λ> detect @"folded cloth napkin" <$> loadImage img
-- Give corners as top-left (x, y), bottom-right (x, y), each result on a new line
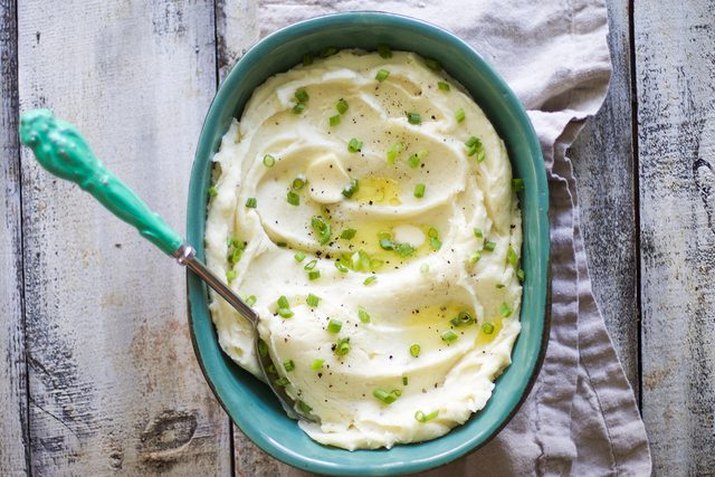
top-left (238, 1), bottom-right (651, 473)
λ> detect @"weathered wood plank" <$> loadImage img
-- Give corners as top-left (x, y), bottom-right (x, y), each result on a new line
top-left (569, 0), bottom-right (640, 395)
top-left (0, 0), bottom-right (30, 475)
top-left (17, 1), bottom-right (231, 474)
top-left (635, 0), bottom-right (715, 474)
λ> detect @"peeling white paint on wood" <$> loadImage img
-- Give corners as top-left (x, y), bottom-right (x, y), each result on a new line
top-left (635, 0), bottom-right (715, 475)
top-left (15, 1), bottom-right (230, 475)
top-left (570, 0), bottom-right (640, 393)
top-left (0, 0), bottom-right (30, 474)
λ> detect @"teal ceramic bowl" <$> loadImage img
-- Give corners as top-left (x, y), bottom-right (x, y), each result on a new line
top-left (187, 11), bottom-right (549, 476)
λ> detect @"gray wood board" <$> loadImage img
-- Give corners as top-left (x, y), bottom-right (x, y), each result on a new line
top-left (635, 0), bottom-right (715, 474)
top-left (569, 0), bottom-right (640, 395)
top-left (0, 0), bottom-right (30, 474)
top-left (16, 1), bottom-right (231, 474)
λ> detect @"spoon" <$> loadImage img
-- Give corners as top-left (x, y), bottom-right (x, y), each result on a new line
top-left (18, 109), bottom-right (314, 422)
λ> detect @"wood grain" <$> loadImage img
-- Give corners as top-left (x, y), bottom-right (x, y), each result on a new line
top-left (569, 0), bottom-right (640, 394)
top-left (0, 0), bottom-right (30, 475)
top-left (635, 0), bottom-right (715, 474)
top-left (16, 1), bottom-right (230, 475)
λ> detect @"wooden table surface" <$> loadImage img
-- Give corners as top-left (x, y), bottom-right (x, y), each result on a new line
top-left (1, 1), bottom-right (713, 475)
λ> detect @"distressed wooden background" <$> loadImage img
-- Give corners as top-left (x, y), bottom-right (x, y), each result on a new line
top-left (1, 0), bottom-right (713, 475)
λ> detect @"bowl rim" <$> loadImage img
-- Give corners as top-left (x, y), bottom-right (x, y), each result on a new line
top-left (186, 10), bottom-right (550, 476)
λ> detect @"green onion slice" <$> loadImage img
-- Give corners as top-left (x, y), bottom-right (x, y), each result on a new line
top-left (308, 270), bottom-right (321, 281)
top-left (310, 215), bottom-right (332, 245)
top-left (455, 108), bottom-right (465, 123)
top-left (415, 410), bottom-right (439, 423)
top-left (286, 190), bottom-right (300, 206)
top-left (225, 270), bottom-right (236, 283)
top-left (292, 175), bottom-right (307, 190)
top-left (310, 359), bottom-right (324, 370)
top-left (294, 88), bottom-right (309, 103)
top-left (306, 293), bottom-right (320, 307)
top-left (484, 240), bottom-right (496, 252)
top-left (336, 98), bottom-right (349, 114)
top-left (294, 251), bottom-right (306, 262)
top-left (245, 197), bottom-right (257, 208)
top-left (375, 68), bottom-right (390, 82)
top-left (407, 112), bottom-right (422, 125)
top-left (414, 183), bottom-right (426, 198)
top-left (507, 245), bottom-right (519, 267)
top-left (283, 360), bottom-right (295, 372)
top-left (329, 114), bottom-right (341, 127)
top-left (262, 154), bottom-right (276, 167)
top-left (373, 388), bottom-right (401, 404)
top-left (437, 81), bottom-right (450, 92)
top-left (482, 322), bottom-right (495, 335)
top-left (341, 178), bottom-right (360, 198)
top-left (441, 329), bottom-right (459, 343)
top-left (358, 306), bottom-right (370, 323)
top-left (499, 302), bottom-right (513, 317)
top-left (347, 138), bottom-right (363, 153)
top-left (340, 228), bottom-right (357, 240)
top-left (410, 343), bottom-right (421, 358)
top-left (327, 318), bottom-right (343, 334)
top-left (377, 44), bottom-right (392, 58)
top-left (334, 337), bottom-right (350, 356)
top-left (363, 275), bottom-right (377, 286)
top-left (512, 178), bottom-right (525, 192)
top-left (292, 102), bottom-right (305, 114)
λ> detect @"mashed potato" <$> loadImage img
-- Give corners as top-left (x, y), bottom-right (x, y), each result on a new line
top-left (205, 49), bottom-right (522, 450)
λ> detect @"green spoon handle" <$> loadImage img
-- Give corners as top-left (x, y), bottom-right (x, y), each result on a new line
top-left (18, 109), bottom-right (182, 256)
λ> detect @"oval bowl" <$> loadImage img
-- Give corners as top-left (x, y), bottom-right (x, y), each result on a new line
top-left (187, 11), bottom-right (549, 476)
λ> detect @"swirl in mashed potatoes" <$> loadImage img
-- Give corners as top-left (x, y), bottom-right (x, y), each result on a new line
top-left (205, 49), bottom-right (523, 450)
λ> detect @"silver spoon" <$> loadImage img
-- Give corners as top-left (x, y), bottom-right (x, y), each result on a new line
top-left (19, 109), bottom-right (313, 422)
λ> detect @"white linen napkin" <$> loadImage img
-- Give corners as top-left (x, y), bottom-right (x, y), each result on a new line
top-left (239, 1), bottom-right (651, 473)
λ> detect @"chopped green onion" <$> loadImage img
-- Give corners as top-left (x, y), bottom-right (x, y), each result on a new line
top-left (320, 47), bottom-right (338, 58)
top-left (430, 237), bottom-right (442, 251)
top-left (347, 138), bottom-right (363, 153)
top-left (306, 293), bottom-right (320, 307)
top-left (245, 197), bottom-right (257, 208)
top-left (373, 388), bottom-right (401, 404)
top-left (327, 318), bottom-right (343, 334)
top-left (257, 339), bottom-right (268, 357)
top-left (329, 114), bottom-right (341, 127)
top-left (336, 98), bottom-right (349, 114)
top-left (465, 136), bottom-right (479, 147)
top-left (287, 190), bottom-right (300, 206)
top-left (207, 186), bottom-right (217, 198)
top-left (496, 283), bottom-right (505, 289)
top-left (334, 337), bottom-right (350, 356)
top-left (482, 322), bottom-right (495, 335)
top-left (358, 306), bottom-right (371, 323)
top-left (423, 57), bottom-right (441, 71)
top-left (453, 311), bottom-right (475, 326)
top-left (415, 410), bottom-right (439, 423)
top-left (410, 343), bottom-right (421, 358)
top-left (276, 241), bottom-right (287, 248)
top-left (292, 102), bottom-right (306, 114)
top-left (377, 44), bottom-right (392, 58)
top-left (437, 81), bottom-right (450, 92)
top-left (294, 88), bottom-right (309, 103)
top-left (274, 377), bottom-right (290, 387)
top-left (245, 295), bottom-right (257, 306)
top-left (507, 246), bottom-right (519, 267)
top-left (340, 228), bottom-right (357, 240)
top-left (335, 260), bottom-right (349, 273)
top-left (379, 238), bottom-right (394, 250)
top-left (499, 302), bottom-right (513, 317)
top-left (470, 251), bottom-right (481, 264)
top-left (302, 53), bottom-right (314, 66)
top-left (396, 242), bottom-right (416, 257)
top-left (278, 307), bottom-right (294, 319)
top-left (294, 251), bottom-right (306, 262)
top-left (277, 295), bottom-right (290, 309)
top-left (402, 376), bottom-right (409, 386)
top-left (465, 136), bottom-right (486, 162)
top-left (473, 228), bottom-right (483, 239)
top-left (308, 270), bottom-right (321, 281)
top-left (292, 175), bottom-right (307, 190)
top-left (386, 142), bottom-right (405, 163)
top-left (512, 178), bottom-right (525, 192)
top-left (227, 237), bottom-right (246, 265)
top-left (375, 68), bottom-right (390, 82)
top-left (363, 275), bottom-right (377, 286)
top-left (414, 183), bottom-right (426, 198)
top-left (407, 112), bottom-right (422, 125)
top-left (407, 152), bottom-right (421, 168)
top-left (341, 178), bottom-right (360, 198)
top-left (226, 270), bottom-right (236, 283)
top-left (420, 263), bottom-right (430, 273)
top-left (304, 259), bottom-right (318, 270)
top-left (263, 154), bottom-right (276, 167)
top-left (455, 108), bottom-right (465, 123)
top-left (517, 268), bottom-right (525, 282)
top-left (297, 400), bottom-right (312, 414)
top-left (283, 360), bottom-right (295, 372)
top-left (310, 215), bottom-right (332, 245)
top-left (310, 359), bottom-right (324, 370)
top-left (484, 241), bottom-right (496, 252)
top-left (441, 329), bottom-right (459, 343)
top-left (427, 227), bottom-right (439, 239)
